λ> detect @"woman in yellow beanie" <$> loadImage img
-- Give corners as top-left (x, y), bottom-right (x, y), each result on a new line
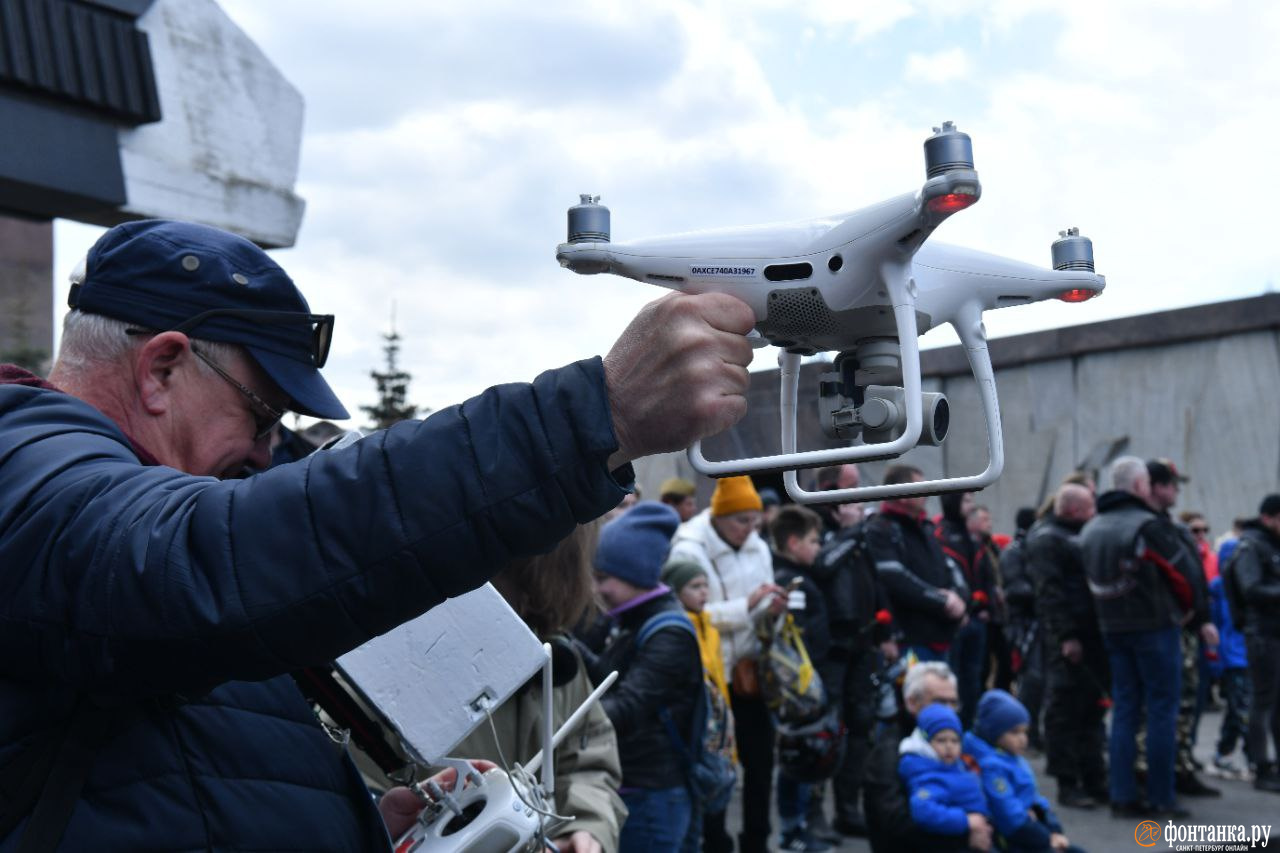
top-left (669, 475), bottom-right (786, 853)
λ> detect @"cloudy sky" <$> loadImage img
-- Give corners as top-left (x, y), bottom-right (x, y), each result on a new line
top-left (55, 0), bottom-right (1280, 426)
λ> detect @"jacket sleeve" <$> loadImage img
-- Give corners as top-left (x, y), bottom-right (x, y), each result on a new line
top-left (0, 360), bottom-right (628, 697)
top-left (1236, 542), bottom-right (1280, 606)
top-left (1029, 535), bottom-right (1077, 647)
top-left (981, 764), bottom-right (1049, 844)
top-left (796, 579), bottom-right (832, 664)
top-left (1143, 520), bottom-right (1210, 627)
top-left (903, 776), bottom-right (970, 837)
top-left (600, 625), bottom-right (700, 737)
top-left (553, 685), bottom-right (627, 850)
top-left (865, 732), bottom-right (922, 843)
top-left (866, 520), bottom-right (949, 618)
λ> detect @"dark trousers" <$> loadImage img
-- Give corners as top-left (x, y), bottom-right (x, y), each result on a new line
top-left (832, 651), bottom-right (875, 824)
top-left (1216, 667), bottom-right (1252, 760)
top-left (949, 618), bottom-right (988, 730)
top-left (1245, 635), bottom-right (1280, 768)
top-left (731, 689), bottom-right (775, 852)
top-left (1012, 621), bottom-right (1046, 745)
top-left (699, 808), bottom-right (733, 853)
top-left (1043, 648), bottom-right (1108, 787)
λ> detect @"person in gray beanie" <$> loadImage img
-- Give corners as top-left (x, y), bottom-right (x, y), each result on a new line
top-left (583, 502), bottom-right (705, 852)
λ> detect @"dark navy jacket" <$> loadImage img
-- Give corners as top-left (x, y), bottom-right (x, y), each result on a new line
top-left (0, 359), bottom-right (628, 851)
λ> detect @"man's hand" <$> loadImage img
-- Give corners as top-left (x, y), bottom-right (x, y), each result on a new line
top-left (1061, 638), bottom-right (1083, 664)
top-left (967, 813), bottom-right (993, 851)
top-left (1200, 622), bottom-right (1220, 648)
top-left (378, 761), bottom-right (498, 841)
top-left (942, 590), bottom-right (966, 620)
top-left (604, 292), bottom-right (755, 468)
top-left (555, 831), bottom-right (604, 853)
top-left (1050, 831), bottom-right (1070, 852)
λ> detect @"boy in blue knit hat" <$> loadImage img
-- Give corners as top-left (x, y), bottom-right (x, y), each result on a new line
top-left (898, 703), bottom-right (992, 851)
top-left (962, 690), bottom-right (1086, 853)
top-left (586, 501), bottom-right (706, 853)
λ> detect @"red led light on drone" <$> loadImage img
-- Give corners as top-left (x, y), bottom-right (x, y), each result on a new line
top-left (925, 192), bottom-right (977, 214)
top-left (1057, 288), bottom-right (1095, 303)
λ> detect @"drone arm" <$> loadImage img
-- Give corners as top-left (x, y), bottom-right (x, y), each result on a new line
top-left (782, 300), bottom-right (1004, 504)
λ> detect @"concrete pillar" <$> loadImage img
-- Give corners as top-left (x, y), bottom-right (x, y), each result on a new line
top-left (0, 214), bottom-right (54, 374)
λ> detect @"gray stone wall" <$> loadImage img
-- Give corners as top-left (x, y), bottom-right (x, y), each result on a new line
top-left (635, 294), bottom-right (1280, 538)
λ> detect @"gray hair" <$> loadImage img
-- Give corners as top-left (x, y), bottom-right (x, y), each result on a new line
top-left (902, 661), bottom-right (956, 705)
top-left (1108, 455), bottom-right (1149, 495)
top-left (55, 310), bottom-right (239, 377)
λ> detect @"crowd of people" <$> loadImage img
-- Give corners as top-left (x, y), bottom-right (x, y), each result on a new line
top-left (3, 219), bottom-right (1278, 853)
top-left (561, 458), bottom-right (1280, 853)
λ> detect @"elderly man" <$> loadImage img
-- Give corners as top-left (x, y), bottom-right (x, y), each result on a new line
top-left (863, 662), bottom-right (991, 852)
top-left (1080, 456), bottom-right (1216, 820)
top-left (0, 220), bottom-right (755, 851)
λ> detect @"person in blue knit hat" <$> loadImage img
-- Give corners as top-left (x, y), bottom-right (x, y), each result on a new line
top-left (583, 501), bottom-right (706, 853)
top-left (962, 690), bottom-right (1087, 853)
top-left (897, 703), bottom-right (992, 851)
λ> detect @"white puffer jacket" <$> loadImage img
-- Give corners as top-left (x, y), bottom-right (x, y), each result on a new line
top-left (669, 509), bottom-right (774, 679)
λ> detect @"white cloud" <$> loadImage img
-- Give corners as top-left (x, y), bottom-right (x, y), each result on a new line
top-left (51, 0), bottom-right (1280, 426)
top-left (904, 48), bottom-right (972, 84)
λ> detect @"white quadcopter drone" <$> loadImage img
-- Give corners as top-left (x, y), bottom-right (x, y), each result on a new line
top-left (556, 121), bottom-right (1105, 504)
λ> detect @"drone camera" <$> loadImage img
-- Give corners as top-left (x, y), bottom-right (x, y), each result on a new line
top-left (860, 385), bottom-right (949, 446)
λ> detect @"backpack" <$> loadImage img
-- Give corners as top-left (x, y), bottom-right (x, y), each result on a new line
top-left (635, 611), bottom-right (738, 813)
top-left (758, 610), bottom-right (827, 724)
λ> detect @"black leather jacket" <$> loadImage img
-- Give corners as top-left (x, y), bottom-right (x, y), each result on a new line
top-left (1080, 491), bottom-right (1204, 634)
top-left (1231, 522), bottom-right (1280, 637)
top-left (1027, 514), bottom-right (1104, 653)
top-left (865, 508), bottom-right (961, 648)
top-left (585, 593), bottom-right (702, 789)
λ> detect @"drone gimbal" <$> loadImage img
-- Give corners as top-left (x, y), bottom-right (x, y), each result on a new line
top-left (555, 122), bottom-right (1105, 503)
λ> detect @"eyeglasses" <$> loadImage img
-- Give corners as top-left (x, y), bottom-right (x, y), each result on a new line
top-left (167, 308), bottom-right (335, 367)
top-left (191, 346), bottom-right (284, 440)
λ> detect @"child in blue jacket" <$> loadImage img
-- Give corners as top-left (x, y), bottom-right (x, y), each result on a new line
top-left (898, 704), bottom-right (993, 851)
top-left (963, 690), bottom-right (1085, 853)
top-left (1208, 575), bottom-right (1251, 775)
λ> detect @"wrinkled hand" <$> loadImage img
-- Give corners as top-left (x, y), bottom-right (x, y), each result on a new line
top-left (1200, 622), bottom-right (1220, 648)
top-left (1061, 638), bottom-right (1083, 664)
top-left (749, 582), bottom-right (787, 615)
top-left (942, 590), bottom-right (966, 620)
top-left (1050, 832), bottom-right (1070, 852)
top-left (604, 292), bottom-right (755, 469)
top-left (555, 830), bottom-right (603, 853)
top-left (378, 760), bottom-right (499, 841)
top-left (967, 813), bottom-right (993, 851)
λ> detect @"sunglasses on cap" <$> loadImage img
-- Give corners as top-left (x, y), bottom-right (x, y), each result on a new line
top-left (163, 308), bottom-right (336, 367)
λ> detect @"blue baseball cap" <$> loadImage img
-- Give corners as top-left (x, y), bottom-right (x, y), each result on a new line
top-left (69, 220), bottom-right (349, 420)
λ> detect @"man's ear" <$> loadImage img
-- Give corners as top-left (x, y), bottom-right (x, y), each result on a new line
top-left (135, 332), bottom-right (193, 415)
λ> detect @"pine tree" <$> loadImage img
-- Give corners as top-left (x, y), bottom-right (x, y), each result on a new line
top-left (361, 309), bottom-right (420, 430)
